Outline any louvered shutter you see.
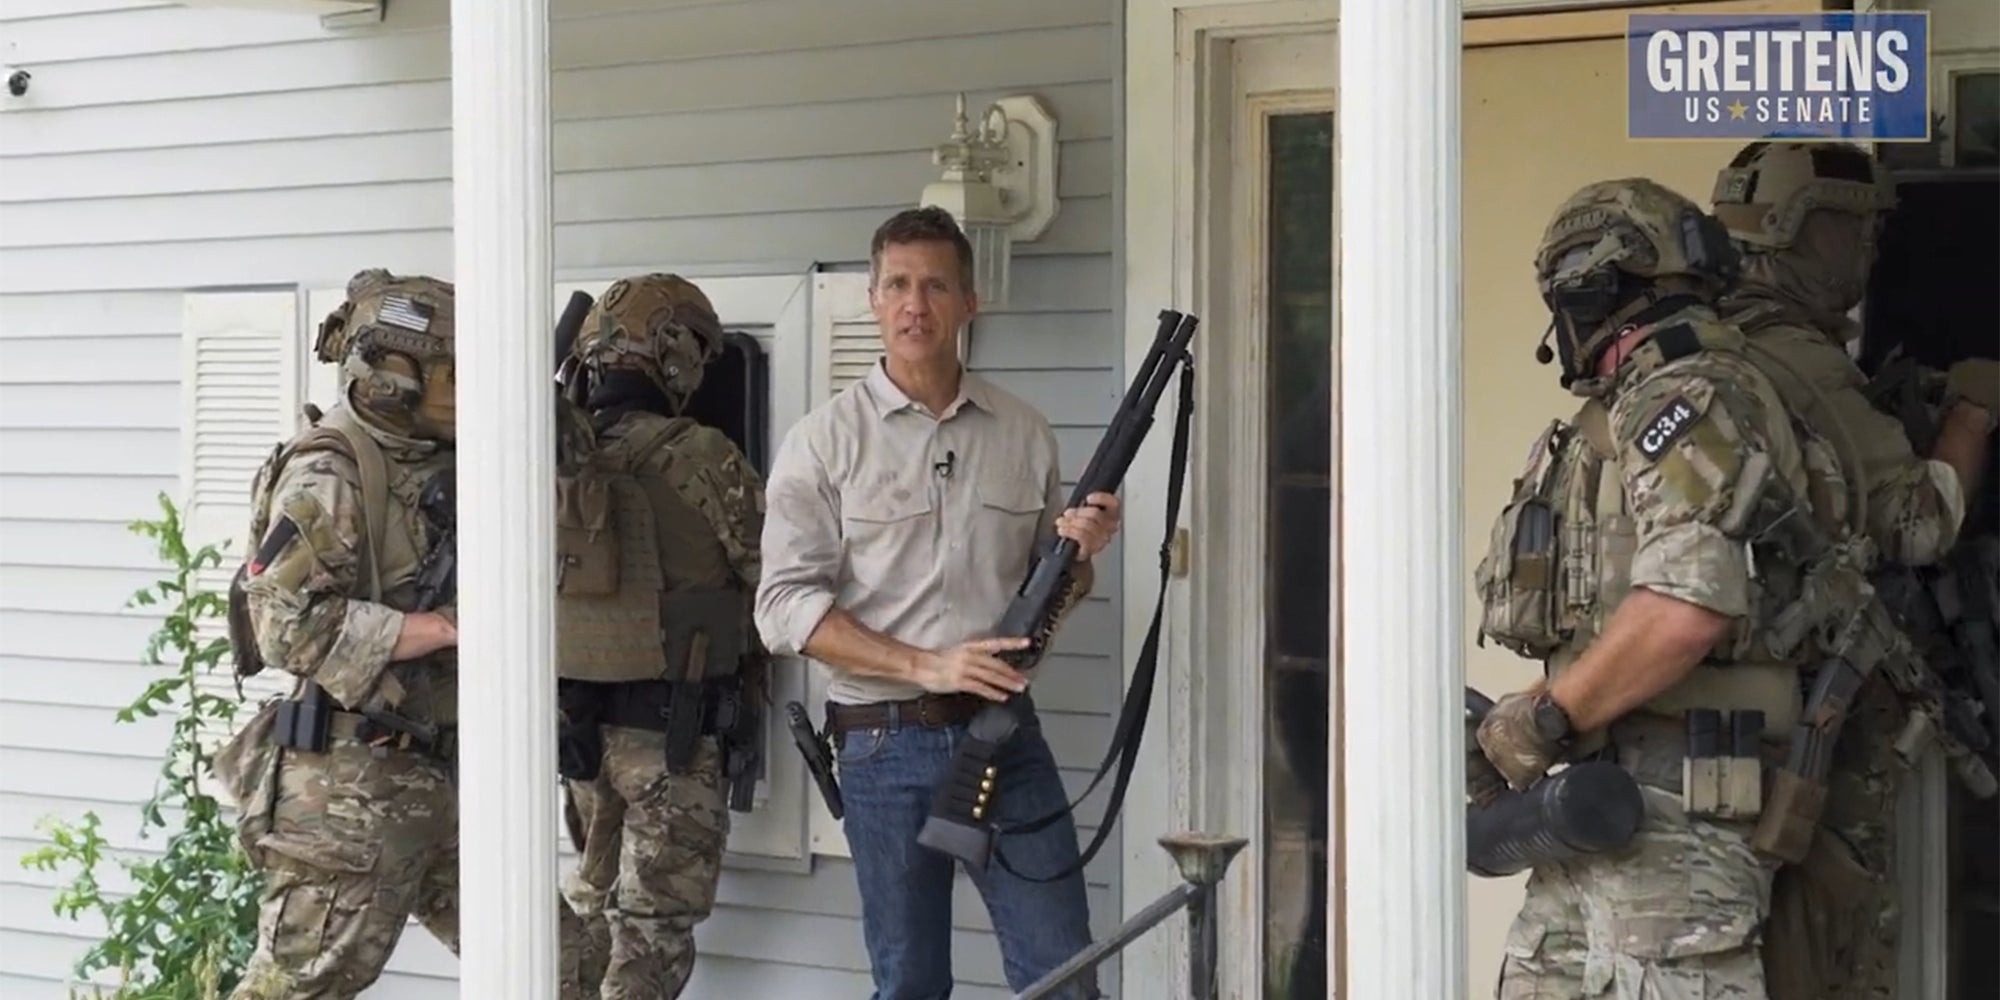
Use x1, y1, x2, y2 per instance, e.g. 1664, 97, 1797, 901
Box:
180, 290, 307, 799
181, 290, 305, 600
810, 272, 882, 404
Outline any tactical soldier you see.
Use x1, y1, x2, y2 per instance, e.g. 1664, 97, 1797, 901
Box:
1475, 178, 1839, 998
1708, 141, 1999, 999
551, 273, 766, 999
213, 269, 464, 999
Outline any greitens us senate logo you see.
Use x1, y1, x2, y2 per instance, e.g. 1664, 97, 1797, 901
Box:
1627, 12, 1929, 141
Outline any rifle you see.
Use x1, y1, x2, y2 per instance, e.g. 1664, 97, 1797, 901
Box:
1856, 349, 1999, 758
1858, 348, 1943, 455
411, 471, 456, 613
1742, 452, 1999, 865
1871, 545, 2000, 760
554, 289, 595, 403
914, 309, 1199, 877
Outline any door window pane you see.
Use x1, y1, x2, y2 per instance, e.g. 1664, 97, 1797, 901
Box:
1262, 109, 1333, 1000
1952, 70, 1998, 167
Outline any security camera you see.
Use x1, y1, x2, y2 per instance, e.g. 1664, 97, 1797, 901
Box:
5, 70, 27, 97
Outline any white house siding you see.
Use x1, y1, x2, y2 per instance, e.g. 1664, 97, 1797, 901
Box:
0, 0, 1127, 996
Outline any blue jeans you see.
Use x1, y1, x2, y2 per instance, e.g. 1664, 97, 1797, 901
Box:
838, 708, 1099, 1000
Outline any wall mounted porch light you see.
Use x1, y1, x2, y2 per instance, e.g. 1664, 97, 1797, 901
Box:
918, 93, 1060, 309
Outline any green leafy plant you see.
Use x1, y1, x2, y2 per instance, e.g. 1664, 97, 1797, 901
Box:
20, 493, 264, 999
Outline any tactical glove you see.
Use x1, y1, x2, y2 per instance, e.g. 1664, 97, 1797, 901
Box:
1476, 688, 1573, 790
1945, 358, 1999, 420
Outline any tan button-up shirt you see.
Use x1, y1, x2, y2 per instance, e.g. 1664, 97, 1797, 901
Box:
754, 361, 1068, 705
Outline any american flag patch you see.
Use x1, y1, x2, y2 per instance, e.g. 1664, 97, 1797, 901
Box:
377, 294, 433, 333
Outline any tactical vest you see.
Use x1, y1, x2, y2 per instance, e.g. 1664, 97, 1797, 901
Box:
224, 404, 454, 722
1473, 318, 1854, 746
554, 413, 748, 686
1724, 299, 1880, 533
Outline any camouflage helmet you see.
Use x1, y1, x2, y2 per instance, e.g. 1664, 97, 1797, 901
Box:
1534, 177, 1741, 295
571, 273, 724, 410
313, 269, 457, 436
1710, 141, 1897, 251
1532, 178, 1741, 388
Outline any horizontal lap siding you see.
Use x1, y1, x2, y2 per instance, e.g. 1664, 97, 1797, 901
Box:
0, 0, 1125, 996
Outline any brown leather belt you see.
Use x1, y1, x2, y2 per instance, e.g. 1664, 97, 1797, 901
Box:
824, 693, 982, 737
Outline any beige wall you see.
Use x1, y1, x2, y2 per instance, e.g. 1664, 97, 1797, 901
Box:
1458, 34, 1750, 984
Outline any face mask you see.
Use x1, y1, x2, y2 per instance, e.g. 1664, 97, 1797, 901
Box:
414, 360, 456, 441
1743, 211, 1875, 320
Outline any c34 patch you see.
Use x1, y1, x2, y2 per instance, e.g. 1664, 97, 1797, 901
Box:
1635, 394, 1702, 462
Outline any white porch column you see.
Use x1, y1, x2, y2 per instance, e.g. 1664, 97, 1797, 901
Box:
451, 0, 557, 996
1336, 0, 1464, 998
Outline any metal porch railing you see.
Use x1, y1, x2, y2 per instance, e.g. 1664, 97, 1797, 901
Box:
1012, 832, 1249, 1000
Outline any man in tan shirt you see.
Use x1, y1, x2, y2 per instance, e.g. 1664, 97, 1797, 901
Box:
755, 206, 1120, 999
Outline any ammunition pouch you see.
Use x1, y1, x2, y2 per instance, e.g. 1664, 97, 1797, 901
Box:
1475, 495, 1563, 657
1603, 711, 1781, 812
1474, 420, 1571, 659
269, 680, 337, 754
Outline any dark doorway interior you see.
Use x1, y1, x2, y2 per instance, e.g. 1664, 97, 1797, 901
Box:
1860, 165, 2000, 1000
680, 331, 772, 475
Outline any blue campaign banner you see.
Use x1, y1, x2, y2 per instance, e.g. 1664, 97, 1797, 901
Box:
1627, 12, 1930, 141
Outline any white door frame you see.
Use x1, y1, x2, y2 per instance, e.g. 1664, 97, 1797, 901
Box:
1120, 5, 1336, 999
1218, 38, 1340, 998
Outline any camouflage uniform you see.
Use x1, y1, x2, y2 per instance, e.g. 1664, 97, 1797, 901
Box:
1710, 142, 1973, 1000
552, 274, 766, 1000
1475, 179, 1839, 1000
213, 270, 464, 1000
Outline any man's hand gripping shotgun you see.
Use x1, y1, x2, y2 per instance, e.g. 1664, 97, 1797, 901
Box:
911, 309, 1200, 872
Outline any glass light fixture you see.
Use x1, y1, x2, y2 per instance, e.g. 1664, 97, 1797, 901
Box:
921, 95, 1016, 306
